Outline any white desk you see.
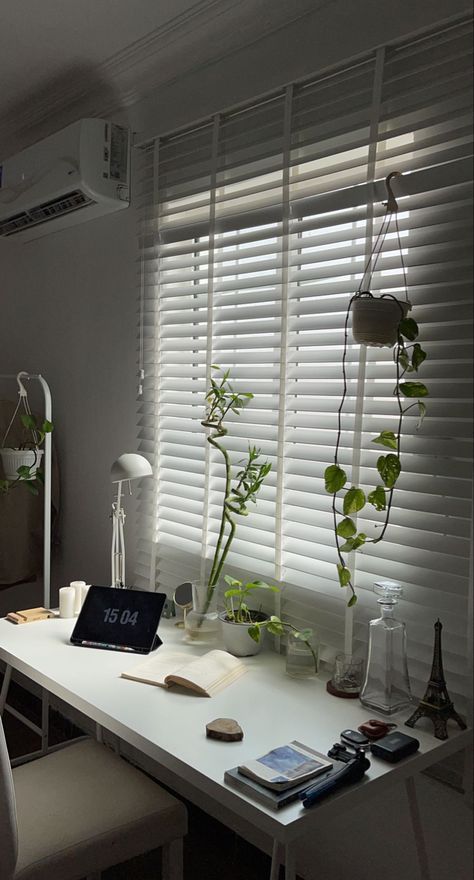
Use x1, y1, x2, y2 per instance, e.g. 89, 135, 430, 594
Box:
0, 616, 471, 880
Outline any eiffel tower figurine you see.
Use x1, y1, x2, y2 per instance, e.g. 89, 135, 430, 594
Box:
405, 619, 467, 740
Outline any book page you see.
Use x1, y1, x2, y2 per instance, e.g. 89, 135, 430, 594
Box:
239, 741, 332, 788
121, 650, 192, 687
165, 649, 247, 696
121, 648, 247, 696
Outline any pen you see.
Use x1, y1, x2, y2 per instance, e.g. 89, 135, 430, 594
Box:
300, 755, 370, 808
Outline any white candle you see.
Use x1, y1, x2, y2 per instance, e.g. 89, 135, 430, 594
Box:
80, 584, 91, 608
59, 586, 76, 619
70, 580, 87, 615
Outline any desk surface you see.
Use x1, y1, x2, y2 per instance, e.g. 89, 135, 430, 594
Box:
0, 616, 470, 844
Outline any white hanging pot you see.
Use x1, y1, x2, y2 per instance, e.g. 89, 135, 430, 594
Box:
219, 611, 267, 657
0, 448, 43, 481
351, 293, 411, 347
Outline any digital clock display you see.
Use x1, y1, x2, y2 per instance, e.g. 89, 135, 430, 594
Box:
71, 586, 166, 653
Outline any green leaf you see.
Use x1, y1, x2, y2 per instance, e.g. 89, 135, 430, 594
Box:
41, 419, 53, 433
411, 344, 426, 371
248, 625, 260, 643
348, 594, 358, 607
293, 628, 313, 642
336, 517, 357, 538
417, 401, 427, 430
399, 317, 418, 341
223, 574, 241, 587
337, 564, 351, 587
16, 465, 32, 478
399, 351, 411, 372
372, 430, 397, 450
377, 454, 401, 488
224, 588, 244, 599
20, 413, 37, 430
266, 619, 285, 636
400, 381, 429, 398
343, 487, 366, 515
339, 533, 367, 553
368, 486, 386, 511
324, 464, 347, 494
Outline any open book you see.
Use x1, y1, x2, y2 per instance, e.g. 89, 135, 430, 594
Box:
238, 741, 332, 791
121, 649, 247, 697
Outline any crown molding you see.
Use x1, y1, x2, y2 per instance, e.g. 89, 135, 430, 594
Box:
0, 0, 324, 157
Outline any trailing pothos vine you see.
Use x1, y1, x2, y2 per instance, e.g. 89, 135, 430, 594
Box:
324, 296, 429, 606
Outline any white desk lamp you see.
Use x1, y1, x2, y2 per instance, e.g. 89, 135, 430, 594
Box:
110, 453, 152, 588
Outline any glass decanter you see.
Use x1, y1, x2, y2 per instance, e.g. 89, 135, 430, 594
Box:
359, 580, 412, 715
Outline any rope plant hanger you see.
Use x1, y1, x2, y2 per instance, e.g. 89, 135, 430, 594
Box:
324, 173, 430, 606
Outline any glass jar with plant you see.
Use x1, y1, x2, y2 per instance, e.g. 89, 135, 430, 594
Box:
184, 367, 272, 642
248, 616, 319, 676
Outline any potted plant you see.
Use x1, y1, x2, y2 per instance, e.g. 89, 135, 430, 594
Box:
219, 575, 280, 656
0, 413, 53, 496
184, 366, 272, 641
325, 303, 428, 607
351, 290, 411, 347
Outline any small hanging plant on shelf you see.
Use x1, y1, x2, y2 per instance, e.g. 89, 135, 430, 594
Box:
1, 406, 53, 497
325, 173, 429, 606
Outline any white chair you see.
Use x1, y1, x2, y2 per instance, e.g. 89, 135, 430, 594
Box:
0, 718, 187, 880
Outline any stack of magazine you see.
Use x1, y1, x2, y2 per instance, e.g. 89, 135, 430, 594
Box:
225, 740, 338, 809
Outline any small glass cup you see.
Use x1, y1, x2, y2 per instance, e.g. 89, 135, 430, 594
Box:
332, 653, 364, 694
285, 630, 319, 678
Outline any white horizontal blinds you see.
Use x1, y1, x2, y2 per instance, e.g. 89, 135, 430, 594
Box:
352, 22, 473, 704
136, 19, 473, 684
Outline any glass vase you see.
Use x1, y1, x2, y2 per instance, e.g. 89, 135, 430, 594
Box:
359, 580, 412, 714
184, 581, 219, 644
285, 631, 319, 678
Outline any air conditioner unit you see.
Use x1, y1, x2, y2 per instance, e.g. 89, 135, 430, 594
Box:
0, 118, 130, 242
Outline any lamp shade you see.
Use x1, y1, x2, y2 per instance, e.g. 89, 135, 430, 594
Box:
110, 453, 152, 483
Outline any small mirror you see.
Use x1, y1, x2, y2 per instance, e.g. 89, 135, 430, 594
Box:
173, 582, 193, 628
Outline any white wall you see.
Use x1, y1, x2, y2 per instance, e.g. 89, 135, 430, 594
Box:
0, 207, 138, 610
0, 0, 471, 611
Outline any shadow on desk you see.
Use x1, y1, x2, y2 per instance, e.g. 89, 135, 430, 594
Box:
1, 675, 292, 880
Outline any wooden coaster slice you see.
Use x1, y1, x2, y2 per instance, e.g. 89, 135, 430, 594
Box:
206, 717, 244, 741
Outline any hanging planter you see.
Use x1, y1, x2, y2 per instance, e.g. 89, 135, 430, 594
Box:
351, 291, 411, 347
350, 172, 412, 349
0, 373, 53, 495
325, 172, 429, 606
0, 448, 44, 481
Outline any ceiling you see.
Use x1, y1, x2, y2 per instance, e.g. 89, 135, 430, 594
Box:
0, 0, 329, 158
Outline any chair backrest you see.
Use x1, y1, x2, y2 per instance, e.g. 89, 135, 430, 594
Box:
0, 717, 18, 880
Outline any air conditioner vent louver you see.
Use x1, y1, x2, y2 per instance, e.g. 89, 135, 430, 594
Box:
0, 189, 96, 237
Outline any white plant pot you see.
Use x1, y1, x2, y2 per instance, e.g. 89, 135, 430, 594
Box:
351, 295, 411, 347
219, 612, 267, 657
0, 448, 44, 481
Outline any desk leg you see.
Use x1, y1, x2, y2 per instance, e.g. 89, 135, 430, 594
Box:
405, 776, 431, 880
284, 842, 297, 880
270, 840, 283, 880
0, 664, 12, 715
41, 690, 49, 755
270, 841, 297, 880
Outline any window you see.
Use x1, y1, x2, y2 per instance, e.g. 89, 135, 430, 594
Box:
136, 20, 473, 705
